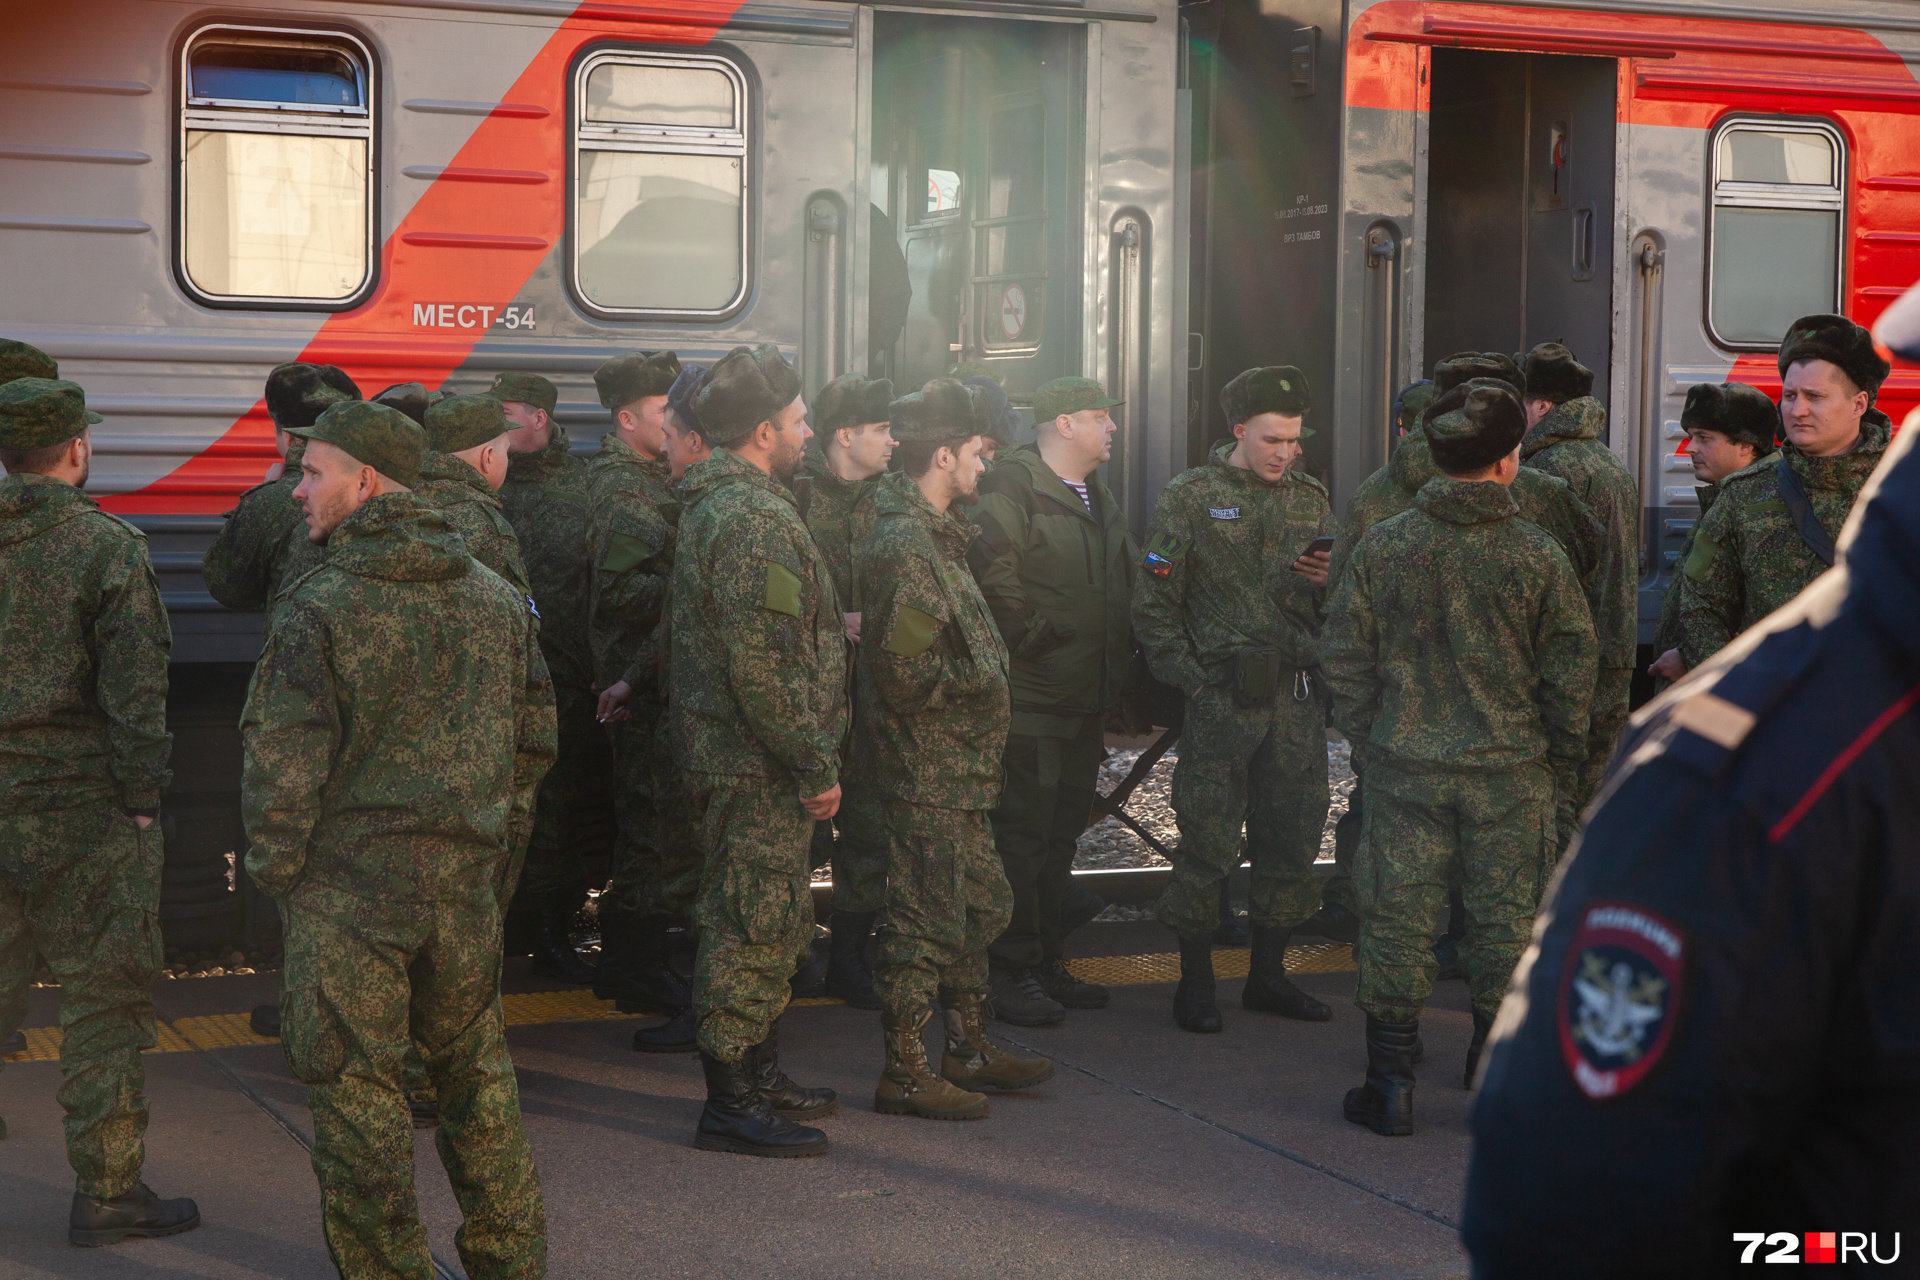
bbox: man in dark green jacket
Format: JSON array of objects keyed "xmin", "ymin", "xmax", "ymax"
[
  {"xmin": 1133, "ymin": 366, "xmax": 1336, "ymax": 1034},
  {"xmin": 417, "ymin": 395, "xmax": 532, "ymax": 600},
  {"xmin": 0, "ymin": 377, "xmax": 200, "ymax": 1247},
  {"xmin": 968, "ymin": 377, "xmax": 1135, "ymax": 1026}
]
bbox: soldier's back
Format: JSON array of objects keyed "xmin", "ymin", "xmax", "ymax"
[
  {"xmin": 203, "ymin": 451, "xmax": 324, "ymax": 618},
  {"xmin": 500, "ymin": 438, "xmax": 593, "ymax": 687}
]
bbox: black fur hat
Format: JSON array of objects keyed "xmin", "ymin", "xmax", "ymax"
[
  {"xmin": 1220, "ymin": 365, "xmax": 1311, "ymax": 425},
  {"xmin": 693, "ymin": 345, "xmax": 803, "ymax": 444},
  {"xmin": 811, "ymin": 373, "xmax": 894, "ymax": 435},
  {"xmin": 370, "ymin": 381, "xmax": 432, "ymax": 427},
  {"xmin": 595, "ymin": 350, "xmax": 683, "ymax": 413},
  {"xmin": 265, "ymin": 363, "xmax": 360, "ymax": 431},
  {"xmin": 887, "ymin": 378, "xmax": 982, "ymax": 443},
  {"xmin": 1778, "ymin": 314, "xmax": 1889, "ymax": 400},
  {"xmin": 964, "ymin": 375, "xmax": 1017, "ymax": 445},
  {"xmin": 1521, "ymin": 343, "xmax": 1594, "ymax": 405},
  {"xmin": 667, "ymin": 362, "xmax": 708, "ymax": 440},
  {"xmin": 1681, "ymin": 381, "xmax": 1778, "ymax": 452},
  {"xmin": 1431, "ymin": 352, "xmax": 1525, "ymax": 399},
  {"xmin": 1426, "ymin": 379, "xmax": 1527, "ymax": 475}
]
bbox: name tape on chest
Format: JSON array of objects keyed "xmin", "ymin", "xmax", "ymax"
[
  {"xmin": 1208, "ymin": 506, "xmax": 1241, "ymax": 520},
  {"xmin": 1557, "ymin": 901, "xmax": 1686, "ymax": 1102}
]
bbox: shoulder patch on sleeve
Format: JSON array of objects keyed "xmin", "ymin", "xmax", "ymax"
[
  {"xmin": 884, "ymin": 604, "xmax": 940, "ymax": 657},
  {"xmin": 1558, "ymin": 901, "xmax": 1686, "ymax": 1101},
  {"xmin": 601, "ymin": 532, "xmax": 657, "ymax": 575},
  {"xmin": 1142, "ymin": 530, "xmax": 1187, "ymax": 579},
  {"xmin": 762, "ymin": 560, "xmax": 804, "ymax": 617},
  {"xmin": 1680, "ymin": 530, "xmax": 1718, "ymax": 582}
]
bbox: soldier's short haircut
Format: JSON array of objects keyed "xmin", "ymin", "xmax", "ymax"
[
  {"xmin": 0, "ymin": 438, "xmax": 74, "ymax": 475},
  {"xmin": 895, "ymin": 434, "xmax": 977, "ymax": 479},
  {"xmin": 665, "ymin": 402, "xmax": 706, "ymax": 448}
]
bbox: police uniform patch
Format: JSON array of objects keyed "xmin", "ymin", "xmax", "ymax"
[
  {"xmin": 1208, "ymin": 507, "xmax": 1241, "ymax": 520},
  {"xmin": 1557, "ymin": 901, "xmax": 1686, "ymax": 1101},
  {"xmin": 1142, "ymin": 530, "xmax": 1186, "ymax": 579}
]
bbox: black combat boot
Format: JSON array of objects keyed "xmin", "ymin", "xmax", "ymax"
[
  {"xmin": 69, "ymin": 1183, "xmax": 202, "ymax": 1247},
  {"xmin": 1212, "ymin": 881, "xmax": 1249, "ymax": 947},
  {"xmin": 988, "ymin": 965, "xmax": 1065, "ymax": 1027},
  {"xmin": 1343, "ymin": 1016, "xmax": 1419, "ymax": 1136},
  {"xmin": 823, "ymin": 910, "xmax": 881, "ymax": 1010},
  {"xmin": 616, "ymin": 916, "xmax": 693, "ymax": 1016},
  {"xmin": 1464, "ymin": 1006, "xmax": 1494, "ymax": 1089},
  {"xmin": 632, "ymin": 1007, "xmax": 698, "ymax": 1054},
  {"xmin": 1034, "ymin": 955, "xmax": 1109, "ymax": 1009},
  {"xmin": 1173, "ymin": 934, "xmax": 1223, "ymax": 1033},
  {"xmin": 592, "ymin": 908, "xmax": 629, "ymax": 1000},
  {"xmin": 694, "ymin": 1050, "xmax": 829, "ymax": 1157},
  {"xmin": 1295, "ymin": 901, "xmax": 1360, "ymax": 945},
  {"xmin": 1242, "ymin": 926, "xmax": 1332, "ymax": 1020},
  {"xmin": 247, "ymin": 1005, "xmax": 280, "ymax": 1038},
  {"xmin": 746, "ymin": 1017, "xmax": 838, "ymax": 1119},
  {"xmin": 531, "ymin": 905, "xmax": 595, "ymax": 984},
  {"xmin": 789, "ymin": 933, "xmax": 830, "ymax": 998}
]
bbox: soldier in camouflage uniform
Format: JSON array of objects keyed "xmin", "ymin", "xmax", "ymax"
[
  {"xmin": 243, "ymin": 400, "xmax": 555, "ymax": 1278},
  {"xmin": 202, "ymin": 363, "xmax": 360, "ymax": 629},
  {"xmin": 418, "ymin": 395, "xmax": 532, "ymax": 601},
  {"xmin": 856, "ymin": 380, "xmax": 1052, "ymax": 1121},
  {"xmin": 1134, "ymin": 366, "xmax": 1337, "ymax": 1035},
  {"xmin": 0, "ymin": 378, "xmax": 201, "ymax": 1246},
  {"xmin": 1322, "ymin": 383, "xmax": 1596, "ymax": 1137},
  {"xmin": 672, "ymin": 345, "xmax": 847, "ymax": 1157},
  {"xmin": 587, "ymin": 351, "xmax": 698, "ymax": 1019},
  {"xmin": 799, "ymin": 372, "xmax": 894, "ymax": 1010},
  {"xmin": 1678, "ymin": 314, "xmax": 1891, "ymax": 671},
  {"xmin": 1515, "ymin": 344, "xmax": 1639, "ymax": 807},
  {"xmin": 490, "ymin": 372, "xmax": 616, "ymax": 987}
]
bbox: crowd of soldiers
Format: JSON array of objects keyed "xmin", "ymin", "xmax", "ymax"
[{"xmin": 0, "ymin": 307, "xmax": 1895, "ymax": 1277}]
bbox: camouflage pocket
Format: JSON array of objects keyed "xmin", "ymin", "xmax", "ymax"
[
  {"xmin": 280, "ymin": 984, "xmax": 349, "ymax": 1087},
  {"xmin": 107, "ymin": 812, "xmax": 162, "ymax": 917}
]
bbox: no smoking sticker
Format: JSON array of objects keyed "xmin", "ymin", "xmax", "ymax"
[{"xmin": 999, "ymin": 284, "xmax": 1027, "ymax": 340}]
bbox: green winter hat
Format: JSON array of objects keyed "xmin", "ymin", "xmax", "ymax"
[
  {"xmin": 887, "ymin": 378, "xmax": 982, "ymax": 443},
  {"xmin": 288, "ymin": 399, "xmax": 426, "ymax": 488},
  {"xmin": 1220, "ymin": 365, "xmax": 1312, "ymax": 430},
  {"xmin": 693, "ymin": 344, "xmax": 803, "ymax": 444},
  {"xmin": 0, "ymin": 339, "xmax": 58, "ymax": 387},
  {"xmin": 425, "ymin": 394, "xmax": 509, "ymax": 454},
  {"xmin": 1033, "ymin": 376, "xmax": 1122, "ymax": 423},
  {"xmin": 1520, "ymin": 343, "xmax": 1594, "ymax": 405},
  {"xmin": 1426, "ymin": 380, "xmax": 1527, "ymax": 475},
  {"xmin": 812, "ymin": 373, "xmax": 894, "ymax": 434},
  {"xmin": 595, "ymin": 350, "xmax": 682, "ymax": 413},
  {"xmin": 0, "ymin": 377, "xmax": 100, "ymax": 451},
  {"xmin": 484, "ymin": 372, "xmax": 558, "ymax": 415}
]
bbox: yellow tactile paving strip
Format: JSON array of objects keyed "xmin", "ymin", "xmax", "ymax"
[{"xmin": 2, "ymin": 945, "xmax": 1354, "ymax": 1064}]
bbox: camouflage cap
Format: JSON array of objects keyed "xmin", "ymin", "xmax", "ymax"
[
  {"xmin": 812, "ymin": 373, "xmax": 893, "ymax": 434},
  {"xmin": 1779, "ymin": 313, "xmax": 1889, "ymax": 400},
  {"xmin": 371, "ymin": 381, "xmax": 433, "ymax": 427},
  {"xmin": 0, "ymin": 338, "xmax": 58, "ymax": 387},
  {"xmin": 887, "ymin": 378, "xmax": 982, "ymax": 443},
  {"xmin": 667, "ymin": 362, "xmax": 709, "ymax": 439},
  {"xmin": 484, "ymin": 371, "xmax": 558, "ymax": 415},
  {"xmin": 693, "ymin": 344, "xmax": 803, "ymax": 443},
  {"xmin": 1520, "ymin": 343, "xmax": 1594, "ymax": 404},
  {"xmin": 1220, "ymin": 365, "xmax": 1312, "ymax": 427},
  {"xmin": 964, "ymin": 375, "xmax": 1018, "ymax": 445},
  {"xmin": 265, "ymin": 363, "xmax": 359, "ymax": 432},
  {"xmin": 595, "ymin": 350, "xmax": 682, "ymax": 412},
  {"xmin": 288, "ymin": 399, "xmax": 425, "ymax": 488},
  {"xmin": 425, "ymin": 393, "xmax": 509, "ymax": 454},
  {"xmin": 1426, "ymin": 379, "xmax": 1527, "ymax": 475},
  {"xmin": 0, "ymin": 377, "xmax": 100, "ymax": 451},
  {"xmin": 1033, "ymin": 377, "xmax": 1122, "ymax": 423}
]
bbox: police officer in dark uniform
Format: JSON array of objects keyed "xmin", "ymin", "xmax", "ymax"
[{"xmin": 1461, "ymin": 362, "xmax": 1920, "ymax": 1275}]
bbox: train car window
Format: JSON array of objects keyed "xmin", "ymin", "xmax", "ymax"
[
  {"xmin": 179, "ymin": 27, "xmax": 373, "ymax": 306},
  {"xmin": 977, "ymin": 99, "xmax": 1046, "ymax": 352},
  {"xmin": 1708, "ymin": 119, "xmax": 1844, "ymax": 348},
  {"xmin": 573, "ymin": 52, "xmax": 748, "ymax": 316}
]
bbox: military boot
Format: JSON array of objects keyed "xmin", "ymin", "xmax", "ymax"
[
  {"xmin": 694, "ymin": 1050, "xmax": 829, "ymax": 1157},
  {"xmin": 823, "ymin": 910, "xmax": 881, "ymax": 1010},
  {"xmin": 746, "ymin": 1017, "xmax": 838, "ymax": 1120},
  {"xmin": 876, "ymin": 1009, "xmax": 989, "ymax": 1120},
  {"xmin": 248, "ymin": 1004, "xmax": 280, "ymax": 1038},
  {"xmin": 1464, "ymin": 1006, "xmax": 1494, "ymax": 1089},
  {"xmin": 941, "ymin": 992, "xmax": 1054, "ymax": 1092},
  {"xmin": 1213, "ymin": 881, "xmax": 1249, "ymax": 947},
  {"xmin": 616, "ymin": 915, "xmax": 693, "ymax": 1016},
  {"xmin": 1343, "ymin": 1016, "xmax": 1418, "ymax": 1136},
  {"xmin": 1173, "ymin": 934, "xmax": 1223, "ymax": 1033},
  {"xmin": 1242, "ymin": 926, "xmax": 1332, "ymax": 1020},
  {"xmin": 632, "ymin": 1008, "xmax": 698, "ymax": 1054},
  {"xmin": 1033, "ymin": 955, "xmax": 1109, "ymax": 1009},
  {"xmin": 592, "ymin": 908, "xmax": 630, "ymax": 1000},
  {"xmin": 531, "ymin": 905, "xmax": 595, "ymax": 984},
  {"xmin": 69, "ymin": 1183, "xmax": 202, "ymax": 1247},
  {"xmin": 988, "ymin": 966, "xmax": 1065, "ymax": 1027}
]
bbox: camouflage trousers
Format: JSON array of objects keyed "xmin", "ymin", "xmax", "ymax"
[
  {"xmin": 0, "ymin": 803, "xmax": 161, "ymax": 1197},
  {"xmin": 987, "ymin": 715, "xmax": 1103, "ymax": 970},
  {"xmin": 1158, "ymin": 684, "xmax": 1329, "ymax": 939},
  {"xmin": 513, "ymin": 680, "xmax": 613, "ymax": 914},
  {"xmin": 687, "ymin": 773, "xmax": 816, "ymax": 1064},
  {"xmin": 872, "ymin": 803, "xmax": 1011, "ymax": 1020},
  {"xmin": 810, "ymin": 779, "xmax": 890, "ymax": 916},
  {"xmin": 1572, "ymin": 667, "xmax": 1634, "ymax": 813},
  {"xmin": 1352, "ymin": 762, "xmax": 1554, "ymax": 1023},
  {"xmin": 604, "ymin": 697, "xmax": 702, "ymax": 924},
  {"xmin": 280, "ymin": 883, "xmax": 545, "ymax": 1280}
]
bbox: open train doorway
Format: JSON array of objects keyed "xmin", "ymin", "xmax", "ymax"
[{"xmin": 1423, "ymin": 48, "xmax": 1617, "ymax": 425}]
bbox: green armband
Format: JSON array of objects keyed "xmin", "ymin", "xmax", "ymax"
[
  {"xmin": 884, "ymin": 605, "xmax": 940, "ymax": 657},
  {"xmin": 762, "ymin": 560, "xmax": 804, "ymax": 616}
]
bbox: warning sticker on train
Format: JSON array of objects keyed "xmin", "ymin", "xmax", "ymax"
[
  {"xmin": 1557, "ymin": 901, "xmax": 1686, "ymax": 1101},
  {"xmin": 1000, "ymin": 285, "xmax": 1027, "ymax": 341},
  {"xmin": 412, "ymin": 303, "xmax": 536, "ymax": 331}
]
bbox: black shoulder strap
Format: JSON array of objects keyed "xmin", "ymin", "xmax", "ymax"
[{"xmin": 1774, "ymin": 460, "xmax": 1836, "ymax": 567}]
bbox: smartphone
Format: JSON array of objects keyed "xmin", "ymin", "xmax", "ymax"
[{"xmin": 1304, "ymin": 536, "xmax": 1335, "ymax": 556}]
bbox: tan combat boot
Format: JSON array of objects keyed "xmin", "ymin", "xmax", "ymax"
[
  {"xmin": 875, "ymin": 1009, "xmax": 989, "ymax": 1120},
  {"xmin": 942, "ymin": 992, "xmax": 1055, "ymax": 1092}
]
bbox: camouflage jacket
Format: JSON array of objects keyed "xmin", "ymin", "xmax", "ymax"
[
  {"xmin": 499, "ymin": 431, "xmax": 594, "ymax": 691},
  {"xmin": 853, "ymin": 471, "xmax": 1010, "ymax": 809},
  {"xmin": 1322, "ymin": 477, "xmax": 1596, "ymax": 788},
  {"xmin": 1652, "ymin": 479, "xmax": 1730, "ymax": 657},
  {"xmin": 203, "ymin": 437, "xmax": 324, "ymax": 629},
  {"xmin": 586, "ymin": 433, "xmax": 676, "ymax": 690},
  {"xmin": 1520, "ymin": 397, "xmax": 1640, "ymax": 668},
  {"xmin": 1132, "ymin": 442, "xmax": 1332, "ymax": 693},
  {"xmin": 1676, "ymin": 413, "xmax": 1889, "ymax": 669},
  {"xmin": 414, "ymin": 452, "xmax": 532, "ymax": 599},
  {"xmin": 0, "ymin": 474, "xmax": 172, "ymax": 815},
  {"xmin": 799, "ymin": 448, "xmax": 879, "ymax": 612},
  {"xmin": 240, "ymin": 493, "xmax": 555, "ymax": 902},
  {"xmin": 669, "ymin": 449, "xmax": 848, "ymax": 790}
]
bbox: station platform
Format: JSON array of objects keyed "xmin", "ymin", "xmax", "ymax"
[{"xmin": 1, "ymin": 920, "xmax": 1474, "ymax": 1279}]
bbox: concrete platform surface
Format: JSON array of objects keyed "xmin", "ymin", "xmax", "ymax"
[{"xmin": 1, "ymin": 930, "xmax": 1472, "ymax": 1280}]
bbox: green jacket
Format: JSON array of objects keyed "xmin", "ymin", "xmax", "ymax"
[
  {"xmin": 1651, "ymin": 476, "xmax": 1740, "ymax": 657},
  {"xmin": 414, "ymin": 452, "xmax": 532, "ymax": 600},
  {"xmin": 1322, "ymin": 477, "xmax": 1596, "ymax": 790},
  {"xmin": 499, "ymin": 430, "xmax": 594, "ymax": 691},
  {"xmin": 1676, "ymin": 412, "xmax": 1889, "ymax": 668},
  {"xmin": 853, "ymin": 471, "xmax": 1010, "ymax": 809},
  {"xmin": 1519, "ymin": 397, "xmax": 1640, "ymax": 668},
  {"xmin": 967, "ymin": 445, "xmax": 1135, "ymax": 726},
  {"xmin": 799, "ymin": 448, "xmax": 879, "ymax": 612},
  {"xmin": 203, "ymin": 436, "xmax": 324, "ymax": 629},
  {"xmin": 586, "ymin": 433, "xmax": 676, "ymax": 690},
  {"xmin": 0, "ymin": 473, "xmax": 172, "ymax": 815},
  {"xmin": 1132, "ymin": 442, "xmax": 1332, "ymax": 693},
  {"xmin": 239, "ymin": 493, "xmax": 556, "ymax": 902},
  {"xmin": 669, "ymin": 449, "xmax": 849, "ymax": 790}
]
